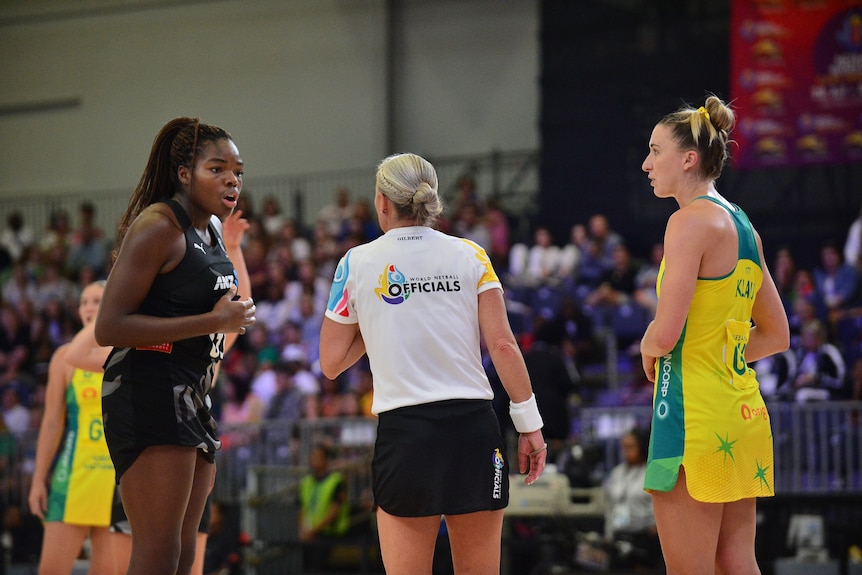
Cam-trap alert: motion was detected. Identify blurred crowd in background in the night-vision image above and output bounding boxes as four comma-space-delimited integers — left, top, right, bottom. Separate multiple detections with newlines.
0, 176, 859, 566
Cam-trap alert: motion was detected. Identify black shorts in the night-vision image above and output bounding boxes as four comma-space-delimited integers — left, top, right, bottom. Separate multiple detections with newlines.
102, 355, 220, 482
373, 399, 509, 517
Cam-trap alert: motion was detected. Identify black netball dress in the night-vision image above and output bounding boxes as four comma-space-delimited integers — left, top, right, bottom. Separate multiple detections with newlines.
102, 199, 236, 480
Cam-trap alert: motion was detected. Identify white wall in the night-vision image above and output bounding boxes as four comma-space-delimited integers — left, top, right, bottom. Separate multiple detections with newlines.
0, 0, 538, 198
392, 0, 539, 158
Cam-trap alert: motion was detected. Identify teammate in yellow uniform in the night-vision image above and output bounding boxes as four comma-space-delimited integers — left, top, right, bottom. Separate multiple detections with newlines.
29, 281, 129, 575
640, 95, 789, 575
647, 197, 773, 502
46, 367, 114, 524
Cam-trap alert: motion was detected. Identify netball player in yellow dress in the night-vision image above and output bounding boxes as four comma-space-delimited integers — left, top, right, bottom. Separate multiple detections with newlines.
639, 96, 789, 575
28, 281, 129, 575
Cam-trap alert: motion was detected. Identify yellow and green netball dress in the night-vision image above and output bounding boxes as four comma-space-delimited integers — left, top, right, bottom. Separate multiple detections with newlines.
46, 368, 115, 525
645, 197, 774, 503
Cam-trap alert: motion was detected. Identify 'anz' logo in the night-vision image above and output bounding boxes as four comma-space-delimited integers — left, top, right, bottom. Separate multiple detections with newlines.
213, 275, 235, 291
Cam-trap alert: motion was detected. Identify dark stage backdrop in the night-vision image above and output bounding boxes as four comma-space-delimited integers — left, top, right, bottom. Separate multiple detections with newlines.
539, 0, 861, 270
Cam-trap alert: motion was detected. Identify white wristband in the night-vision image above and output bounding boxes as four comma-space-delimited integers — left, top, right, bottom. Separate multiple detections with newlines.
509, 393, 544, 433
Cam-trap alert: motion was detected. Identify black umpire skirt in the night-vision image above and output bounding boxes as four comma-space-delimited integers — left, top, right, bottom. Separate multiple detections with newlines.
373, 399, 509, 517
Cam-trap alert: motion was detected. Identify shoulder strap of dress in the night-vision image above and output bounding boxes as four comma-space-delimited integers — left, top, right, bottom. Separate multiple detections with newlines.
692, 196, 760, 266
692, 195, 725, 208
163, 198, 192, 230
730, 204, 761, 266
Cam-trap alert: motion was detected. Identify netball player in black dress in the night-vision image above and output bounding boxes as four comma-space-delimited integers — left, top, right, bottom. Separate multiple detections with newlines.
95, 118, 255, 575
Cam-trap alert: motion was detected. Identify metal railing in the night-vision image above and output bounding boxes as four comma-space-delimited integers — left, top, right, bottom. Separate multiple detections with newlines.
213, 416, 377, 508
5, 401, 860, 515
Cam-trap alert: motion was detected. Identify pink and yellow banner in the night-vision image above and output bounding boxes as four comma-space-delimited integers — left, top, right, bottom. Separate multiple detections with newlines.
730, 0, 862, 168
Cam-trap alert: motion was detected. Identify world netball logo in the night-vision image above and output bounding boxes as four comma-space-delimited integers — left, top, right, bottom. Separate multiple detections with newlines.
492, 448, 505, 499
492, 448, 505, 469
374, 263, 409, 304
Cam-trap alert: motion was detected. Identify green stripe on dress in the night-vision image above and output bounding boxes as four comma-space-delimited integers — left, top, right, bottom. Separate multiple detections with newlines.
645, 324, 686, 491
46, 384, 79, 522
